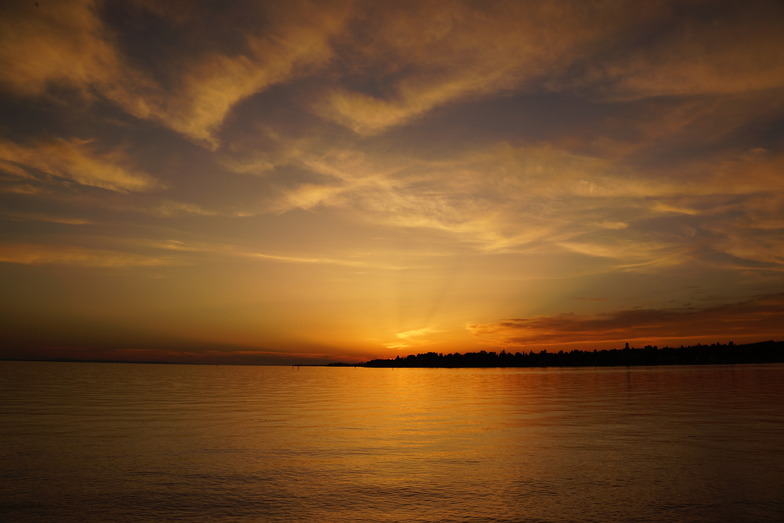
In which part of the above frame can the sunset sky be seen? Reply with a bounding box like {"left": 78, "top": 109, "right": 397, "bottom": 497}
{"left": 2, "top": 0, "right": 784, "bottom": 364}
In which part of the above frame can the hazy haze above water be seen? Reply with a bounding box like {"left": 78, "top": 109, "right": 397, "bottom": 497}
{"left": 1, "top": 362, "right": 783, "bottom": 522}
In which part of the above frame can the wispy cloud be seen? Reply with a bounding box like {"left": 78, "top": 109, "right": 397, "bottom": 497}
{"left": 0, "top": 138, "right": 159, "bottom": 192}
{"left": 222, "top": 132, "right": 784, "bottom": 278}
{"left": 395, "top": 326, "right": 440, "bottom": 340}
{"left": 0, "top": 211, "right": 92, "bottom": 225}
{"left": 150, "top": 200, "right": 219, "bottom": 217}
{"left": 579, "top": 2, "right": 784, "bottom": 100}
{"left": 313, "top": 1, "right": 657, "bottom": 134}
{"left": 383, "top": 326, "right": 442, "bottom": 350}
{"left": 0, "top": 0, "right": 351, "bottom": 147}
{"left": 110, "top": 1, "right": 352, "bottom": 147}
{"left": 0, "top": 244, "right": 171, "bottom": 267}
{"left": 147, "top": 238, "right": 407, "bottom": 270}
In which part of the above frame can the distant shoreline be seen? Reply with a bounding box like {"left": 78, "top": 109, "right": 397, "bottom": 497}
{"left": 340, "top": 340, "right": 784, "bottom": 368}
{"left": 3, "top": 340, "right": 783, "bottom": 367}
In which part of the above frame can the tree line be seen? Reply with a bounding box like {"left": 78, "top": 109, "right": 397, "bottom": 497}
{"left": 352, "top": 340, "right": 784, "bottom": 368}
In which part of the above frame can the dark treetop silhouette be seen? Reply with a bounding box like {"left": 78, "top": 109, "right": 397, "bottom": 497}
{"left": 345, "top": 341, "right": 784, "bottom": 368}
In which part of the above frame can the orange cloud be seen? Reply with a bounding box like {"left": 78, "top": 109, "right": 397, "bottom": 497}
{"left": 0, "top": 0, "right": 351, "bottom": 147}
{"left": 114, "top": 2, "right": 351, "bottom": 147}
{"left": 221, "top": 120, "right": 784, "bottom": 281}
{"left": 0, "top": 0, "right": 118, "bottom": 96}
{"left": 0, "top": 244, "right": 171, "bottom": 267}
{"left": 151, "top": 200, "right": 219, "bottom": 217}
{"left": 0, "top": 211, "right": 91, "bottom": 225}
{"left": 313, "top": 1, "right": 664, "bottom": 134}
{"left": 0, "top": 138, "right": 158, "bottom": 192}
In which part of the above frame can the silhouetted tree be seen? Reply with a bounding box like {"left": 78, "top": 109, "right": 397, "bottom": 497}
{"left": 361, "top": 341, "right": 784, "bottom": 368}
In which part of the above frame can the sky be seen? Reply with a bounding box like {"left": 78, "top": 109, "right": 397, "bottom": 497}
{"left": 2, "top": 0, "right": 784, "bottom": 364}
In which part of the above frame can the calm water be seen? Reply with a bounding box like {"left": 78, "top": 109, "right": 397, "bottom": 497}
{"left": 1, "top": 362, "right": 783, "bottom": 522}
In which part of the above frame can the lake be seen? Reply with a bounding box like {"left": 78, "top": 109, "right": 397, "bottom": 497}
{"left": 1, "top": 362, "right": 782, "bottom": 522}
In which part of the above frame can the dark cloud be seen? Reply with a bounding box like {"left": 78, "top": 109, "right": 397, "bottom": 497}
{"left": 468, "top": 293, "right": 784, "bottom": 347}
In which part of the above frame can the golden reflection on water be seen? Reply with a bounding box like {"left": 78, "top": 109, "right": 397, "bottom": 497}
{"left": 1, "top": 363, "right": 783, "bottom": 521}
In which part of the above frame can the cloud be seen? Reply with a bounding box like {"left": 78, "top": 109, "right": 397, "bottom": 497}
{"left": 0, "top": 0, "right": 118, "bottom": 96}
{"left": 0, "top": 211, "right": 91, "bottom": 225}
{"left": 146, "top": 237, "right": 406, "bottom": 270}
{"left": 5, "top": 1, "right": 782, "bottom": 148}
{"left": 395, "top": 327, "right": 440, "bottom": 340}
{"left": 0, "top": 244, "right": 171, "bottom": 267}
{"left": 466, "top": 293, "right": 784, "bottom": 347}
{"left": 313, "top": 1, "right": 657, "bottom": 134}
{"left": 652, "top": 203, "right": 699, "bottom": 216}
{"left": 221, "top": 117, "right": 784, "bottom": 282}
{"left": 244, "top": 251, "right": 370, "bottom": 268}
{"left": 230, "top": 139, "right": 638, "bottom": 249}
{"left": 0, "top": 183, "right": 43, "bottom": 195}
{"left": 224, "top": 139, "right": 666, "bottom": 268}
{"left": 113, "top": 1, "right": 351, "bottom": 146}
{"left": 0, "top": 0, "right": 351, "bottom": 147}
{"left": 581, "top": 2, "right": 784, "bottom": 100}
{"left": 315, "top": 77, "right": 501, "bottom": 136}
{"left": 277, "top": 183, "right": 348, "bottom": 212}
{"left": 305, "top": 1, "right": 784, "bottom": 142}
{"left": 0, "top": 138, "right": 159, "bottom": 192}
{"left": 151, "top": 200, "right": 219, "bottom": 217}
{"left": 383, "top": 326, "right": 442, "bottom": 350}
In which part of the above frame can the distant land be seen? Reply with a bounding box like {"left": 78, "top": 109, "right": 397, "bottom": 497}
{"left": 335, "top": 341, "right": 784, "bottom": 368}
{"left": 3, "top": 341, "right": 784, "bottom": 367}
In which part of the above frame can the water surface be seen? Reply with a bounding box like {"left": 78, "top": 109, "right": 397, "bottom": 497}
{"left": 1, "top": 362, "right": 782, "bottom": 521}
